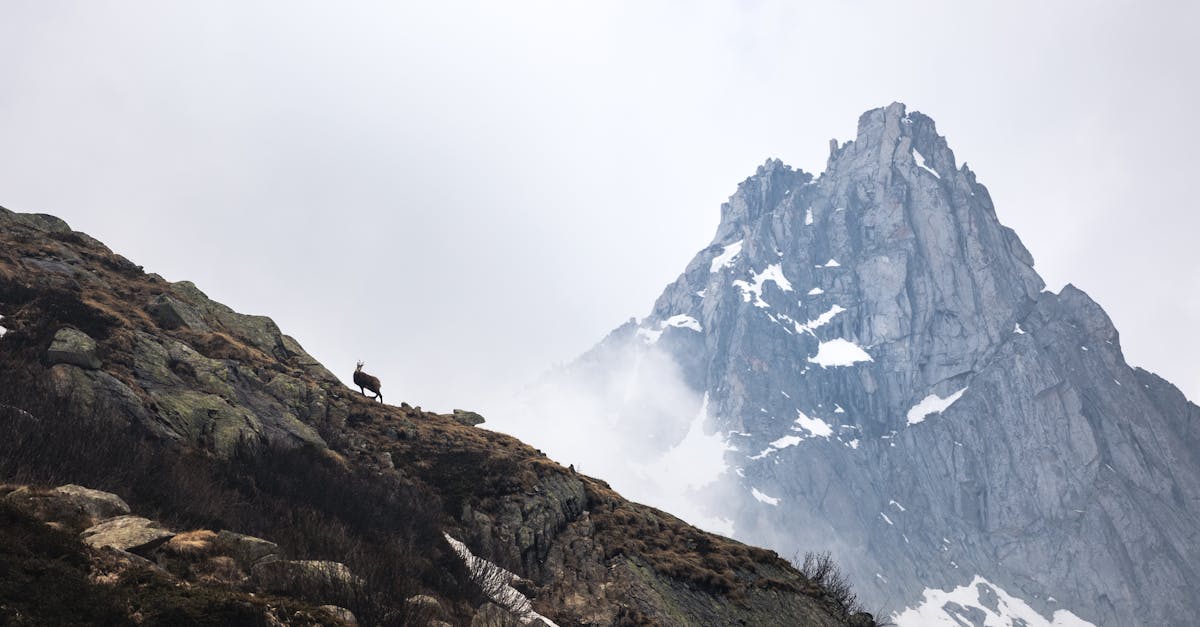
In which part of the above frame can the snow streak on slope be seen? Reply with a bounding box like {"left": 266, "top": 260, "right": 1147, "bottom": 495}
{"left": 710, "top": 240, "right": 743, "bottom": 272}
{"left": 793, "top": 305, "right": 846, "bottom": 335}
{"left": 892, "top": 576, "right": 1094, "bottom": 627}
{"left": 444, "top": 533, "right": 561, "bottom": 626}
{"left": 912, "top": 148, "right": 940, "bottom": 178}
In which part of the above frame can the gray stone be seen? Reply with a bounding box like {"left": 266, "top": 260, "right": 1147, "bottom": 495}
{"left": 212, "top": 530, "right": 281, "bottom": 568}
{"left": 406, "top": 594, "right": 442, "bottom": 615}
{"left": 23, "top": 257, "right": 78, "bottom": 276}
{"left": 470, "top": 602, "right": 525, "bottom": 627}
{"left": 51, "top": 485, "right": 131, "bottom": 520}
{"left": 147, "top": 294, "right": 211, "bottom": 332}
{"left": 47, "top": 327, "right": 102, "bottom": 369}
{"left": 3, "top": 484, "right": 129, "bottom": 528}
{"left": 250, "top": 559, "right": 359, "bottom": 600}
{"left": 318, "top": 605, "right": 358, "bottom": 625}
{"left": 452, "top": 409, "right": 486, "bottom": 426}
{"left": 81, "top": 515, "right": 175, "bottom": 554}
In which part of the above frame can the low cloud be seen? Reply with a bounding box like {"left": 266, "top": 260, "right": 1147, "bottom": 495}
{"left": 488, "top": 336, "right": 735, "bottom": 535}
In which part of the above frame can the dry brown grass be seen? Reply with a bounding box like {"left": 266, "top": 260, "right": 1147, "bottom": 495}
{"left": 163, "top": 529, "right": 218, "bottom": 556}
{"left": 0, "top": 209, "right": 874, "bottom": 626}
{"left": 195, "top": 555, "right": 243, "bottom": 585}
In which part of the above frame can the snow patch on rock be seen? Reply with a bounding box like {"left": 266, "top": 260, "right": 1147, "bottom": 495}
{"left": 751, "top": 487, "right": 780, "bottom": 506}
{"left": 912, "top": 148, "right": 940, "bottom": 179}
{"left": 710, "top": 240, "right": 743, "bottom": 272}
{"left": 906, "top": 388, "right": 968, "bottom": 426}
{"left": 808, "top": 339, "right": 872, "bottom": 367}
{"left": 733, "top": 263, "right": 793, "bottom": 308}
{"left": 893, "top": 576, "right": 1094, "bottom": 627}
{"left": 665, "top": 314, "right": 702, "bottom": 332}
{"left": 794, "top": 304, "right": 846, "bottom": 335}
{"left": 793, "top": 409, "right": 833, "bottom": 438}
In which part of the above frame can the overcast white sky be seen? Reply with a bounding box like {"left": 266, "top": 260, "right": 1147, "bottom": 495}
{"left": 1, "top": 1, "right": 1197, "bottom": 411}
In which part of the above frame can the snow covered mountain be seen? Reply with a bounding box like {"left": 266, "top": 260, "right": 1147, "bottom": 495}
{"left": 512, "top": 103, "right": 1200, "bottom": 625}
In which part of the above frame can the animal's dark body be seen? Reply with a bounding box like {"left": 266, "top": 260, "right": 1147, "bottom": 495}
{"left": 354, "top": 361, "right": 383, "bottom": 403}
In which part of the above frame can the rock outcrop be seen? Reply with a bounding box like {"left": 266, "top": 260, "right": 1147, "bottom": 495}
{"left": 556, "top": 103, "right": 1200, "bottom": 625}
{"left": 0, "top": 482, "right": 357, "bottom": 625}
{"left": 0, "top": 207, "right": 335, "bottom": 457}
{"left": 4, "top": 483, "right": 130, "bottom": 526}
{"left": 46, "top": 327, "right": 102, "bottom": 369}
{"left": 81, "top": 515, "right": 176, "bottom": 554}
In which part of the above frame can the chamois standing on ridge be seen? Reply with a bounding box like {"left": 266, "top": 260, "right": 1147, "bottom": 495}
{"left": 354, "top": 361, "right": 383, "bottom": 403}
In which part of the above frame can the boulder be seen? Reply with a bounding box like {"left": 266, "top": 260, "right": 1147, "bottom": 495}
{"left": 212, "top": 529, "right": 280, "bottom": 568}
{"left": 81, "top": 515, "right": 175, "bottom": 555}
{"left": 318, "top": 605, "right": 358, "bottom": 625}
{"left": 90, "top": 545, "right": 168, "bottom": 585}
{"left": 46, "top": 327, "right": 102, "bottom": 370}
{"left": 52, "top": 485, "right": 131, "bottom": 520}
{"left": 452, "top": 409, "right": 486, "bottom": 427}
{"left": 251, "top": 559, "right": 359, "bottom": 601}
{"left": 146, "top": 294, "right": 210, "bottom": 331}
{"left": 3, "top": 484, "right": 130, "bottom": 529}
{"left": 406, "top": 594, "right": 442, "bottom": 614}
{"left": 470, "top": 602, "right": 527, "bottom": 627}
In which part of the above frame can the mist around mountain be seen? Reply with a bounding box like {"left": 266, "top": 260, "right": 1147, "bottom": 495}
{"left": 496, "top": 103, "right": 1200, "bottom": 626}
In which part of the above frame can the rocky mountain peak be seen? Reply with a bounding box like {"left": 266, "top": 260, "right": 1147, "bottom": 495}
{"left": 713, "top": 158, "right": 814, "bottom": 244}
{"left": 643, "top": 103, "right": 1048, "bottom": 437}
{"left": 549, "top": 103, "right": 1200, "bottom": 625}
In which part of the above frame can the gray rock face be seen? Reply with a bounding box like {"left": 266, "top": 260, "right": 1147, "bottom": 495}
{"left": 251, "top": 559, "right": 360, "bottom": 601}
{"left": 147, "top": 293, "right": 211, "bottom": 332}
{"left": 3, "top": 484, "right": 130, "bottom": 527}
{"left": 81, "top": 515, "right": 175, "bottom": 555}
{"left": 566, "top": 103, "right": 1200, "bottom": 625}
{"left": 47, "top": 327, "right": 102, "bottom": 369}
{"left": 212, "top": 530, "right": 281, "bottom": 569}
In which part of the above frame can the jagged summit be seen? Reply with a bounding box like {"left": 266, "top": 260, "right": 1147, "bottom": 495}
{"left": 646, "top": 102, "right": 1047, "bottom": 437}
{"left": 546, "top": 104, "right": 1200, "bottom": 626}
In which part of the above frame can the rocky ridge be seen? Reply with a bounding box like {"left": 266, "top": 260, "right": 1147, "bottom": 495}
{"left": 561, "top": 103, "right": 1200, "bottom": 625}
{"left": 0, "top": 206, "right": 874, "bottom": 625}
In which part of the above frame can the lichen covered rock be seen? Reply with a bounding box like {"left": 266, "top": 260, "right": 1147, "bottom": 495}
{"left": 47, "top": 327, "right": 102, "bottom": 369}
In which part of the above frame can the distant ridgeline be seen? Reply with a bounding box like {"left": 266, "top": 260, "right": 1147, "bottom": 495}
{"left": 535, "top": 103, "right": 1200, "bottom": 626}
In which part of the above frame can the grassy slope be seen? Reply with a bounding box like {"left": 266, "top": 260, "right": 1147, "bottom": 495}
{"left": 0, "top": 208, "right": 872, "bottom": 626}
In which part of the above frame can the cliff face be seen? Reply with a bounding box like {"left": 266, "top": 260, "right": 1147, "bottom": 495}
{"left": 560, "top": 103, "right": 1200, "bottom": 625}
{"left": 0, "top": 207, "right": 873, "bottom": 626}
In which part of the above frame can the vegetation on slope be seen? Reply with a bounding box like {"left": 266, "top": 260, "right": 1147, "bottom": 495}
{"left": 0, "top": 207, "right": 876, "bottom": 626}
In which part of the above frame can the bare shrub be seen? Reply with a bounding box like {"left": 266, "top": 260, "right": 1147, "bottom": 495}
{"left": 797, "top": 550, "right": 863, "bottom": 616}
